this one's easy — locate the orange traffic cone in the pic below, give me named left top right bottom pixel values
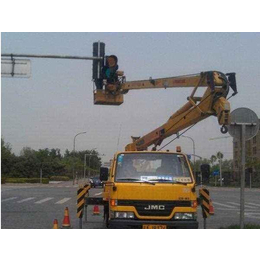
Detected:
left=62, top=207, right=71, bottom=228
left=93, top=205, right=100, bottom=215
left=209, top=199, right=214, bottom=215
left=53, top=219, right=59, bottom=229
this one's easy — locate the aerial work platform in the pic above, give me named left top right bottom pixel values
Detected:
left=94, top=89, right=124, bottom=105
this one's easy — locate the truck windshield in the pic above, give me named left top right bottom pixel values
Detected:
left=115, top=153, right=192, bottom=183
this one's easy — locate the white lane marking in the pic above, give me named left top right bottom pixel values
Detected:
left=213, top=202, right=236, bottom=208
left=227, top=202, right=240, bottom=206
left=35, top=197, right=54, bottom=204
left=245, top=212, right=260, bottom=220
left=17, top=197, right=35, bottom=203
left=94, top=192, right=102, bottom=196
left=214, top=208, right=238, bottom=211
left=216, top=208, right=260, bottom=212
left=245, top=203, right=259, bottom=209
left=55, top=198, right=71, bottom=204
left=247, top=202, right=260, bottom=207
left=65, top=186, right=71, bottom=188
left=1, top=186, right=33, bottom=191
left=1, top=197, right=18, bottom=202
left=227, top=202, right=256, bottom=209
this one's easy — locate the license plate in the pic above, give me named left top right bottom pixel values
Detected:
left=142, top=224, right=167, bottom=229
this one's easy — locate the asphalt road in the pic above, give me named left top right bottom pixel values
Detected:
left=198, top=186, right=260, bottom=228
left=1, top=182, right=260, bottom=229
left=1, top=181, right=106, bottom=229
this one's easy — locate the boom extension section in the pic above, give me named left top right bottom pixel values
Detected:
left=123, top=71, right=236, bottom=151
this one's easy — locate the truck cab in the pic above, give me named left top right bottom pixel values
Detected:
left=101, top=150, right=198, bottom=229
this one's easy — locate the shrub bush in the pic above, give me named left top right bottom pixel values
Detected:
left=50, top=176, right=70, bottom=181
left=41, top=178, right=49, bottom=184
left=5, top=178, right=26, bottom=183
left=5, top=178, right=49, bottom=184
left=26, top=178, right=49, bottom=184
left=1, top=177, right=6, bottom=184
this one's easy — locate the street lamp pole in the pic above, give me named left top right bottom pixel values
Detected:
left=88, top=148, right=97, bottom=177
left=181, top=135, right=197, bottom=183
left=89, top=154, right=92, bottom=177
left=73, top=131, right=86, bottom=185
left=190, top=154, right=202, bottom=160
left=84, top=153, right=87, bottom=182
left=182, top=135, right=196, bottom=169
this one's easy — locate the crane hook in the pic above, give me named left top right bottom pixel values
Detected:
left=220, top=125, right=228, bottom=134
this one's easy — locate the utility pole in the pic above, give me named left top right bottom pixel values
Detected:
left=89, top=153, right=92, bottom=177
left=85, top=151, right=105, bottom=178
left=249, top=170, right=252, bottom=189
left=40, top=165, right=43, bottom=184
left=83, top=149, right=97, bottom=178
left=240, top=125, right=246, bottom=229
left=73, top=132, right=87, bottom=185
left=219, top=157, right=222, bottom=187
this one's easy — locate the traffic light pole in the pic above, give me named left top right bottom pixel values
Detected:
left=1, top=53, right=102, bottom=61
left=2, top=41, right=108, bottom=91
left=240, top=124, right=246, bottom=229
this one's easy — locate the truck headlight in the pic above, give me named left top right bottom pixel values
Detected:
left=113, top=211, right=135, bottom=219
left=174, top=213, right=196, bottom=220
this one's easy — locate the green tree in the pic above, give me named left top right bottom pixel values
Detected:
left=210, top=155, right=217, bottom=165
left=13, top=147, right=39, bottom=178
left=62, top=149, right=102, bottom=178
left=35, top=148, right=65, bottom=178
left=216, top=151, right=224, bottom=160
left=191, top=158, right=211, bottom=173
left=222, top=159, right=233, bottom=172
left=1, top=138, right=16, bottom=176
left=1, top=140, right=102, bottom=179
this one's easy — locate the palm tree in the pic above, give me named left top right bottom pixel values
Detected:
left=216, top=151, right=224, bottom=160
left=210, top=155, right=217, bottom=165
left=216, top=151, right=224, bottom=186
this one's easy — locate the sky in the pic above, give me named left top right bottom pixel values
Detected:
left=1, top=32, right=260, bottom=163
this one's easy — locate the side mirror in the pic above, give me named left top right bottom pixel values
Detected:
left=100, top=167, right=109, bottom=181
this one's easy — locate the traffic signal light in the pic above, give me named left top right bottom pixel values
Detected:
left=200, top=164, right=210, bottom=183
left=92, top=42, right=120, bottom=90
left=92, top=41, right=124, bottom=105
left=100, top=167, right=109, bottom=181
left=92, top=42, right=105, bottom=90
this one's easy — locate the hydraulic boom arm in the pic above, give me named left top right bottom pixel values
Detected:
left=122, top=71, right=237, bottom=151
